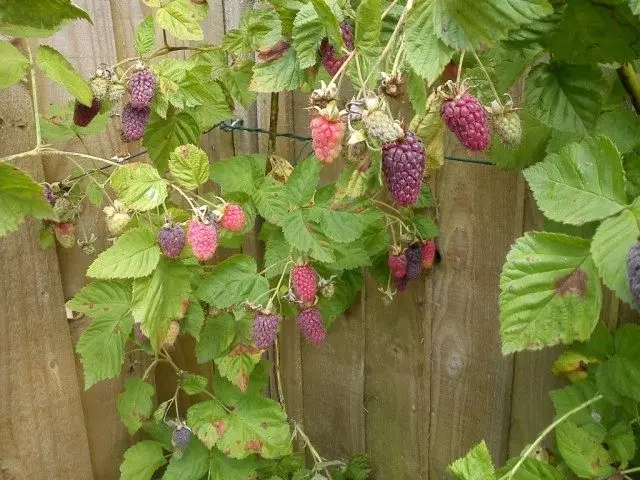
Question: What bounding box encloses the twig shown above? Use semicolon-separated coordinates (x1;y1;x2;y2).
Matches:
499;394;603;480
618;62;640;114
274;335;286;415
471;49;501;105
26;43;42;148
268;92;279;156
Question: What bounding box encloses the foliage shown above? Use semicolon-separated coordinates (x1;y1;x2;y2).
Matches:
2;0;640;479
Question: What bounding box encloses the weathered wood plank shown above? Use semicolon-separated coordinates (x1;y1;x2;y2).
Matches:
0;79;94;480
427;159;518;478
39;2;150;477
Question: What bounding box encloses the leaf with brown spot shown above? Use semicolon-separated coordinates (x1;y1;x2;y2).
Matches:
215;345;262;393
186;401;228;449
500;232;602;354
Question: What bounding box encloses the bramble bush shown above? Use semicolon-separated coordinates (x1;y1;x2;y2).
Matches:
2;0;640;479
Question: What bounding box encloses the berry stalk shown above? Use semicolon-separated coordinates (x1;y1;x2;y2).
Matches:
471;49;502;106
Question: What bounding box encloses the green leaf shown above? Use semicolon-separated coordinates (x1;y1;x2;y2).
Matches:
605;421;636;463
117;377;154;435
555;421;614;478
285;156;321;206
196;255;269;309
545;0;640;65
282;209;335;263
195;314;236;363
183;298;205;341
590;199;640;305
526;62;606;134
595;108;640;155
252;177;291;226
219;61;256;107
355;0;380;57
208;449;258;480
168;144;209;190
223;9;282;53
597;325;640;403
0;41;30;88
143;110;200;172
449;441;495;480
210;154;267;196
0;163;56;237
132;258;193;349
181;373;208;395
315;208;365;244
87;228;160;279
499;232;602;354
187;401;229;449
488;111;552;171
495;458;565;480
413;215;439;240
155;0;205;41
0;0;91;37
66;280;131;320
163;439;209;480
120;441;166;480
36;45;92;106
431;0;552;51
625;152;640;199
524;136;627;225
215;396;292;459
110;163;168;211
76;312;134;389
310;0;342;47
251;49;304;93
404;1;453;85
550;381;602;428
215;346;263;393
407;69;427;116
292;3;325;69
85;181;103;206
135;15;156;55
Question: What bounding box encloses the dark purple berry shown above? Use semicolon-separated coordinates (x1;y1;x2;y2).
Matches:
158;223;186;258
122;103;149;141
43;186;56;206
128;69;157;109
628;242;640;306
405;243;422;280
319;22;354;76
172;425;192;450
252;313;281;350
296;308;326;345
382;131;425;207
73;98;102;127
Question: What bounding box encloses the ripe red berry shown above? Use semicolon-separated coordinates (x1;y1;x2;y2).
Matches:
291;264;318;303
219;204;246;232
319;22;354;75
388;253;407;279
310;113;344;164
296;308;326;345
128;68;156;109
441;94;491;151
187;220;218;261
422;240;437;269
158;223;186;258
382;131;425;206
73;98;101;127
121;103;150;141
252;313;281;349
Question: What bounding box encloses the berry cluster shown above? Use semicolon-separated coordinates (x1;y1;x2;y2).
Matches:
121;67;156;141
388;240;439;293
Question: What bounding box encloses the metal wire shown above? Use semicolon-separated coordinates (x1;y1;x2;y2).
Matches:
65;119;492;184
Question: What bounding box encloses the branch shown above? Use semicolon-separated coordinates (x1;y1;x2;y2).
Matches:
618;62;640;114
27;43;42;148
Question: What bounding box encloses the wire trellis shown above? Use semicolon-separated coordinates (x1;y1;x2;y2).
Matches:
65;119;492;184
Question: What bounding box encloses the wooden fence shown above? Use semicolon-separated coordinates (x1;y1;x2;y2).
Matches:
2;1;638;479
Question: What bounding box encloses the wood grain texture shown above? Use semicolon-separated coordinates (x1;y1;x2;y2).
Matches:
38;2;149;478
363;275;431;478
0;81;94;480
508;181;566;456
427;158;518;478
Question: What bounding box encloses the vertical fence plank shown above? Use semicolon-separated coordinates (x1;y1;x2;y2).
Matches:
38;2;149;477
427;159;518;478
0;81;94;479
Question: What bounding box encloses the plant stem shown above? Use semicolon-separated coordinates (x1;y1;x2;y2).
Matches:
268;92;279;156
618;62;640;114
621;466;640;475
329;50;357;87
499;394;603;480
382;0;400;19
170;183;199;213
456;50;465;85
274;335;286;415
27;43;42;148
471;49;501;104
